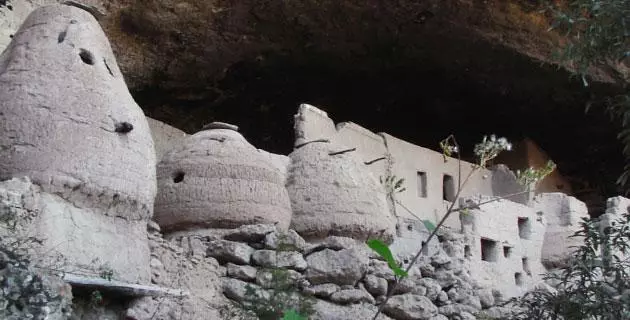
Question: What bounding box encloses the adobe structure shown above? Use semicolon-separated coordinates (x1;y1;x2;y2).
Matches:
1;4;627;320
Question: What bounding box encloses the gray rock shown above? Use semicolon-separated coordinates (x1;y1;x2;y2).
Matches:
438;304;479;317
277;251;308;271
436;291;449;304
417;278;442;301
305;249;368;285
252;250;277;267
477;288;495;308
477;306;513;319
255;268;303;289
392;277;415;295
224;224;277;242
147;221;161;233
455;312;477;320
251;250;307;271
206;240;254;265
330;288;376;305
223;278;268;302
428;315;448;320
265;229;307;251
383;294;438;320
430;252;452;268
303;283;341;298
226;263;258;281
434;270;458;288
310;299;393;320
368;259;396;281
419;263;436;278
410;285;427;297
363;274;388;297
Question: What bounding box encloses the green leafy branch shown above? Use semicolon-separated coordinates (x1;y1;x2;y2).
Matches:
516;160;557;187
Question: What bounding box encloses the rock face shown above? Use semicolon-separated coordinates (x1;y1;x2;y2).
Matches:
287;141;396;241
0;5;155;283
154;123;292;232
0;4;156;220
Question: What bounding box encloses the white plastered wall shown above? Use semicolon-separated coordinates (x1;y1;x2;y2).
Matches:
461;196;546;298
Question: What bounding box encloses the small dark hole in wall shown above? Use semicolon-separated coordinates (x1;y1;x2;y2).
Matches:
9;34;13;38
79;48;95;65
503;246;512;258
173;171;185;183
58;31;67;43
522;257;530;274
407;224;413;231
464;245;471;258
114;122;133;133
7;5;13;11
515;272;524;286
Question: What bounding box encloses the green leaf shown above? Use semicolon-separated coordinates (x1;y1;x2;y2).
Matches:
422;220;436;232
282;309;307;320
366;239;408;277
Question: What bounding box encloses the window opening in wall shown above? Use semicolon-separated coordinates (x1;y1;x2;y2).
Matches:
464;245;471;259
443;174;455;201
503;246;512;258
515;272;524;286
518;217;532;240
417;171;428;198
522;257;531;275
481;238;498;262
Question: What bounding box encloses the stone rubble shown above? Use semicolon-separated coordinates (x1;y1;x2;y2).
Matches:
140;222;516;319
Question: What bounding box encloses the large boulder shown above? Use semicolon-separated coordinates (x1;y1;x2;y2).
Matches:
154;123;292;232
287;141;396;242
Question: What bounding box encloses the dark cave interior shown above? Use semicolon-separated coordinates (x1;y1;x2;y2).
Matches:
133;37;625;215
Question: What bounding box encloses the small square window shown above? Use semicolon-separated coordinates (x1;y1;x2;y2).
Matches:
443;174;455;201
515;272;524;286
481;238;498;262
417;171;427;198
518;217;532;240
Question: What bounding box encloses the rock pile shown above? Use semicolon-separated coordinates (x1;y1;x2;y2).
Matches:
148;222;513;320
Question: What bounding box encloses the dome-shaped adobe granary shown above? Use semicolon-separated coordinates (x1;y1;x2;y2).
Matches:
154;122;292;232
0;4;156;283
0;4;156;219
286;141;396;242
